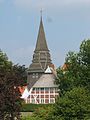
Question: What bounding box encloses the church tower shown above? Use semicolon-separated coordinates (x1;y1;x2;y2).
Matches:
21;14;59;104
27;16;52;89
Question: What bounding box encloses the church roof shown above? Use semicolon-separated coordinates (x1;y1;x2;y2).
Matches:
33;74;58;88
28;63;44;73
35;17;49;51
18;86;27;94
28;16;52;73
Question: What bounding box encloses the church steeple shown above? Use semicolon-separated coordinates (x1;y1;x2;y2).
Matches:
27;14;53;89
28;15;52;74
35;16;49;51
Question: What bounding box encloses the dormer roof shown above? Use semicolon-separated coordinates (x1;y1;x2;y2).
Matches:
45;66;52;73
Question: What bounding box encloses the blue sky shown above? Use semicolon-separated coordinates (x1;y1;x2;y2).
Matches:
0;0;90;68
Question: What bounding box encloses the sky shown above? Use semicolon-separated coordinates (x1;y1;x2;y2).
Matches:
0;0;90;68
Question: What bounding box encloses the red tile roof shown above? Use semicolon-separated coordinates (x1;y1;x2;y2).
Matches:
18;86;27;94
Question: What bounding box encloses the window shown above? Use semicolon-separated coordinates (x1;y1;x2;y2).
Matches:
36;88;39;92
41;99;44;103
55;88;58;93
27;98;30;103
50;99;55;103
41;95;44;98
32;73;35;78
45;95;49;98
45;88;49;92
32;73;38;79
33;88;35;91
41;88;44;92
32;99;35;103
36;73;38;78
33;88;35;90
50;88;54;93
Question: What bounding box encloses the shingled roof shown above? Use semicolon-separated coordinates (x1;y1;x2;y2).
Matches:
33;74;58;88
35;17;49;51
28;16;52;72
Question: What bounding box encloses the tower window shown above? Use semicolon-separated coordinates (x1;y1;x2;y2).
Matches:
36;73;38;78
32;73;35;78
32;73;38;79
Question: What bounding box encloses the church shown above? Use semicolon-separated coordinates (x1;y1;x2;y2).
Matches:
21;15;59;104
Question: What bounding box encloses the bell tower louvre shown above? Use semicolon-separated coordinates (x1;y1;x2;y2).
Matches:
27;16;53;89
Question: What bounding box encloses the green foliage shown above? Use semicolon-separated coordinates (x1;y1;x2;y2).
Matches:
21;104;54;120
21;115;43;120
32;104;54;120
53;87;90;120
80;39;90;65
0;50;27;120
21;104;53;112
42;40;90;120
1;39;90;120
13;64;27;85
56;39;90;95
47;39;90;120
21;39;90;120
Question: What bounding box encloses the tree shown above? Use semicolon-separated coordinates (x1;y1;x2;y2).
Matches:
56;52;81;95
0;50;27;120
32;105;54;120
79;40;90;90
56;39;90;95
47;39;90;119
52;87;90;120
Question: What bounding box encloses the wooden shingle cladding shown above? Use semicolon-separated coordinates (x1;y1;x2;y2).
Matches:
29;17;52;72
27;72;43;90
33;74;57;88
27;17;52;89
35;17;49;51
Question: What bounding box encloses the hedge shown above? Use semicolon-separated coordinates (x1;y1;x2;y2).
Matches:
21;104;53;112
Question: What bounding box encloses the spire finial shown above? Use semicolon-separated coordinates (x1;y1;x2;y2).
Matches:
40;9;43;20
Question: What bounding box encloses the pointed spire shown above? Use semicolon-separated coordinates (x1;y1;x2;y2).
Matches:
35;13;49;51
40;9;42;20
28;13;52;73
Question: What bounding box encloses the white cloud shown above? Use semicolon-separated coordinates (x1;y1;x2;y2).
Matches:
13;0;90;10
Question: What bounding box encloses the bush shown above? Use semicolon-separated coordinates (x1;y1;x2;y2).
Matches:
21;104;53;112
